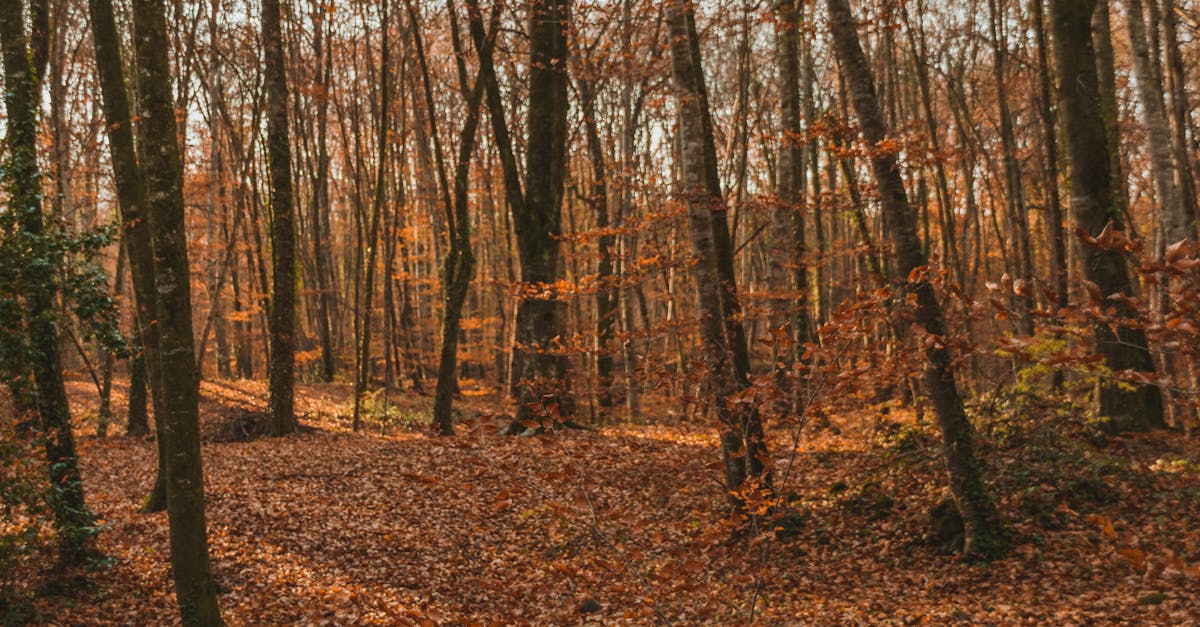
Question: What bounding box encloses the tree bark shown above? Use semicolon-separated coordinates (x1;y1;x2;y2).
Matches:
1;0;95;562
579;71;617;410
667;0;769;515
264;0;298;436
772;0;814;416
129;0;224;618
88;0;169;511
1091;1;1133;231
1161;0;1199;226
827;0;1004;559
515;0;574;426
1123;0;1192;245
1050;0;1165;432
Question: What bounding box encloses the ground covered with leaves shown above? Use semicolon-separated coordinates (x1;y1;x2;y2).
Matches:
8;378;1200;624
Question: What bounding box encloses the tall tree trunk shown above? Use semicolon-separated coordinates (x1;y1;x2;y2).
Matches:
1091;1;1132;231
772;0;814;415
1033;0;1069;387
1;0;95;562
352;1;391;433
89;0;158;441
666;0;769;516
1161;0;1198;224
129;0;224;618
514;0;574;426
264;0;298;436
419;0;490;435
1033;0;1068;306
1123;0;1192;244
827;0;1004;559
618;0;642;417
310;9;337;382
579;73;617;410
988;0;1035;334
1050;0;1165;432
803;23;828;326
900;3;960;288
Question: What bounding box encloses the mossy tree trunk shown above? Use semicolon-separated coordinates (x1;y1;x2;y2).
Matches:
1;0;95;563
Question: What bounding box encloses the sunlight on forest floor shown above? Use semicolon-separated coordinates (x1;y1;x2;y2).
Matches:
17;377;1200;624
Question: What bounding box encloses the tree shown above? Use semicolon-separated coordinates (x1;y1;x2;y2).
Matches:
666;0;769;514
1122;0;1191;246
350;0;390;434
264;0;298;436
827;0;1004;558
771;0;814;412
87;0;160;450
515;0;573;425
1049;0;1165;432
470;0;575;430
415;0;496;435
0;0;95;563
128;0;224;619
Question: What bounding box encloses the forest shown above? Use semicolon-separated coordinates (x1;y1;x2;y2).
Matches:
2;0;1200;622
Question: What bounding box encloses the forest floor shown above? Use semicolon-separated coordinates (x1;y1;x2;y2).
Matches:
9;376;1200;625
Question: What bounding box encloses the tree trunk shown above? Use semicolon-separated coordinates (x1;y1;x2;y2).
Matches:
667;0;769;516
988;0;1035;334
264;0;298;436
310;9;337;382
1091;1;1132;231
1123;0;1192;245
419;0;491;435
514;0;574;426
1;0;95;562
1050;0;1165;432
827;0;1004;559
772;0;814;415
1161;0;1199;225
352;1;391;433
129;0;224;618
579;73;617;410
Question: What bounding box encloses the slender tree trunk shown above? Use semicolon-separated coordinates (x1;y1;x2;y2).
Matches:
667;0;769;516
1050;0;1165;432
579;74;617;410
1161;0;1198;225
1;0;95;562
264;0;297;436
900;3;960;288
1091;1;1132;231
988;0;1035;334
1033;0;1069;388
1123;0;1192;244
828;0;1004;559
129;0;224;618
352;1;391;433
619;0;641;417
772;0;814;416
310;10;336;382
89;0;159;445
419;0;490;435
